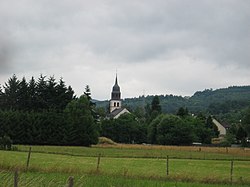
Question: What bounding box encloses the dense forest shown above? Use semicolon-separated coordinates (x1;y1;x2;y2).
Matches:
0;75;249;148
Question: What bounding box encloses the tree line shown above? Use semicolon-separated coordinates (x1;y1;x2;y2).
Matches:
96;86;250;124
0;74;74;111
100;96;220;145
1;75;249;148
0;75;98;147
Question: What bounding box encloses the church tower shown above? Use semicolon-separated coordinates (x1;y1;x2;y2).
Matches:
110;74;122;113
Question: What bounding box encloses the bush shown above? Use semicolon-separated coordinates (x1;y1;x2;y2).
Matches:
0;135;13;150
98;137;117;145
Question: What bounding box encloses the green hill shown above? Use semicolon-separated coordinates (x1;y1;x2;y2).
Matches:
96;86;250;123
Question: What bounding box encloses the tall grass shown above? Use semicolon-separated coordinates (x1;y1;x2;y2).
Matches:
0;171;249;187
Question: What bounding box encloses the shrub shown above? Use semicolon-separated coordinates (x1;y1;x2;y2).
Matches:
98;137;116;145
0;135;13;150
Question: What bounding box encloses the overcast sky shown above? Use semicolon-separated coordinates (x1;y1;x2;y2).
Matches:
0;0;249;100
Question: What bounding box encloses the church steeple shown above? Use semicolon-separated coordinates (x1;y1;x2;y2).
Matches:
111;73;121;100
110;74;122;113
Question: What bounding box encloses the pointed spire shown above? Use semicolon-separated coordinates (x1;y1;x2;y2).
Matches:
111;72;121;99
115;73;118;85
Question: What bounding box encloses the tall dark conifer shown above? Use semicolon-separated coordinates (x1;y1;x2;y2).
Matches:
0;85;4;109
17;77;29;110
36;75;47;110
46;76;57;109
28;76;37;110
3;74;20;110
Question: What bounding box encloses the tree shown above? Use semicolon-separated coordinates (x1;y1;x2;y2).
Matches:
101;113;146;144
148;114;194;145
36;75;48;110
3;74;20;110
157;115;194;145
242;107;250;136
0;85;4;109
206;116;219;137
236;125;247;144
28;77;37;110
147;114;164;144
17;77;29;110
55;78;71;110
46;76;57;109
0;135;12;150
64;95;99;146
186;116;212;144
84;85;98;121
84;85;92;102
151;95;161;114
148;95;162;122
176;107;188;117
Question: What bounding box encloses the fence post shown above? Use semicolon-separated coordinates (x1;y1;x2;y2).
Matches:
68;176;74;187
166;155;169;176
97;153;101;171
26;147;32;170
230;160;234;185
14;170;18;187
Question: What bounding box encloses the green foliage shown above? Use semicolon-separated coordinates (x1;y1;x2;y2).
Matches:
149;115;193;145
0;74;74;111
96;86;250;124
101;113;147;144
64;95;99;146
0;135;12;150
148;114;219;145
0;109;67;145
242;107;250;136
176;107;189;117
151;95;161;113
236;125;248;145
0;75;99;146
147;114;164;144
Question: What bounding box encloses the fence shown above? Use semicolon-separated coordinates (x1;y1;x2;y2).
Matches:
8;147;239;186
13;171;74;187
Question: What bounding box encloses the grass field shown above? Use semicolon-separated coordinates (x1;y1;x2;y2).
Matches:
16;144;250;160
0;144;250;186
1;171;250;187
1;171;249;187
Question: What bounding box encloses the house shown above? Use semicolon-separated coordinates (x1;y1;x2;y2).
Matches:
108;74;130;119
212;118;227;137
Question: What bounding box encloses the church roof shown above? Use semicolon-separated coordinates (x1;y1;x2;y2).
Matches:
110;108;124;117
109;107;130;119
112;74;120;92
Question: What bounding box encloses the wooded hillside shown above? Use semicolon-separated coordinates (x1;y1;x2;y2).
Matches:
96;86;250;123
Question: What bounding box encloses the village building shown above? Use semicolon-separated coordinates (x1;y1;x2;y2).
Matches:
212;118;227;137
109;74;130;119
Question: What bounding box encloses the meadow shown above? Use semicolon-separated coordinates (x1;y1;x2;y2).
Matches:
0;144;250;186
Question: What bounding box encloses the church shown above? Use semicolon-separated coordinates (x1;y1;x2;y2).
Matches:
108;74;130;119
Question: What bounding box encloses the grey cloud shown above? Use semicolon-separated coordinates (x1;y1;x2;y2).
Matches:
0;0;249;99
3;0;250;67
70;0;250;67
0;31;13;73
